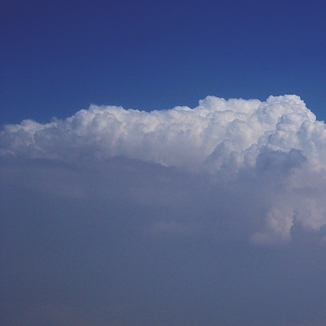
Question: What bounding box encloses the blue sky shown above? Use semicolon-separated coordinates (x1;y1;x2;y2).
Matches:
2;2;326;325
1;0;326;124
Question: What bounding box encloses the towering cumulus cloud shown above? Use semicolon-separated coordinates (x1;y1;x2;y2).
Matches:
1;95;326;244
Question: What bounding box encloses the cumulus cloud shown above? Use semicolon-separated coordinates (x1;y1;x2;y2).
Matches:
1;94;326;244
3;95;326;325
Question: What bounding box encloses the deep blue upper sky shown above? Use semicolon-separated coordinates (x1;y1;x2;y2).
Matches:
1;0;326;125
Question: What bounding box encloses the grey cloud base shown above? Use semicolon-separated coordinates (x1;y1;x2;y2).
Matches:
2;95;326;325
2;157;326;326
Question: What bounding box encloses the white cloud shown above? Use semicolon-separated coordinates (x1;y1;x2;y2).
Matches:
2;94;326;244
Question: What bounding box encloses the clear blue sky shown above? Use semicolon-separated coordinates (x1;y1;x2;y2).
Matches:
1;0;326;125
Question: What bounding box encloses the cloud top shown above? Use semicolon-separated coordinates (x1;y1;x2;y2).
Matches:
2;94;326;244
1;94;323;170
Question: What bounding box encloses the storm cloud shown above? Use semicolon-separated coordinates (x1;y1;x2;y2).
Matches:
1;95;326;325
2;95;326;243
